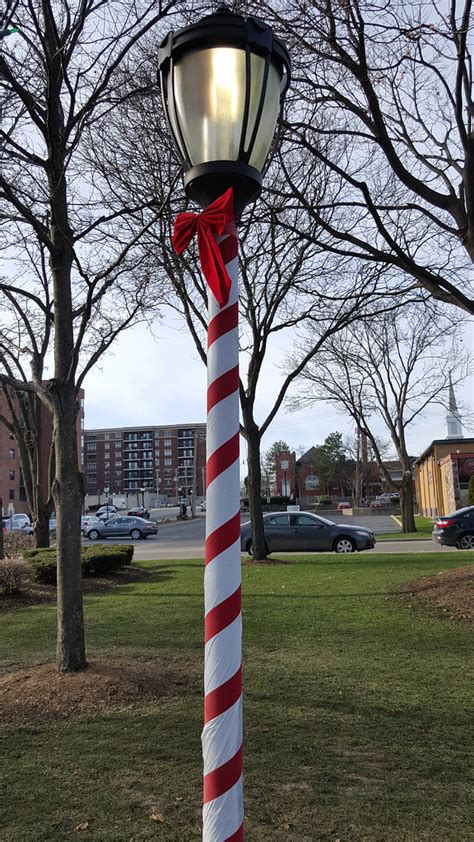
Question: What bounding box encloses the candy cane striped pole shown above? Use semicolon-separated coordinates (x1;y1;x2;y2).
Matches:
202;219;243;842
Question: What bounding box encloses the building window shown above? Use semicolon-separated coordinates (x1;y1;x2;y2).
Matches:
305;475;320;491
164;459;172;466
104;433;110;440
9;489;15;500
87;462;97;470
116;460;122;467
104;443;110;450
8;448;15;459
9;470;15;481
87;443;96;451
164;449;172;456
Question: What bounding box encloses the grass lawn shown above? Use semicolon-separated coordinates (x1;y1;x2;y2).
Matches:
1;552;472;841
377;515;435;541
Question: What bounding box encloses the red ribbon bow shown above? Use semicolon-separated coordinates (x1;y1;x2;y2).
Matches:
172;187;235;306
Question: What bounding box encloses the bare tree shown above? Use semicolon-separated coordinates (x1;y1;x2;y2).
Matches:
296;306;470;531
0;1;179;671
144;193;422;557
253;0;474;313
95;4;430;558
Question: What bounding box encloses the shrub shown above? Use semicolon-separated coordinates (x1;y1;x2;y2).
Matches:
27;544;134;584
468;475;474;506
29;556;57;585
3;532;35;558
23;547;56;559
81;546;133;576
0;556;29;594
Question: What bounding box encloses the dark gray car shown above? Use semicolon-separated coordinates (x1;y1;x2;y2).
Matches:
240;511;375;554
85;516;158;541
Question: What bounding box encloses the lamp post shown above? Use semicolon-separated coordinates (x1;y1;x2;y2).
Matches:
159;7;290;840
104;486;110;519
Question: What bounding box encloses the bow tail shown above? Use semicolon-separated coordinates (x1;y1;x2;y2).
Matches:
198;227;233;306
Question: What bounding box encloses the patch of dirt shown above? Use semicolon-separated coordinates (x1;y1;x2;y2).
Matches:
242;557;291;565
399;565;473;624
0;653;200;729
0;565;151;613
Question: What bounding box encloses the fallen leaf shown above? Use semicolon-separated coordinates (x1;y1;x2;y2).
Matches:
75;822;89;831
151;812;165;823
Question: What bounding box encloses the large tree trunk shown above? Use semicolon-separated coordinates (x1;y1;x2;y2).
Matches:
399;472;416;533
243;417;267;561
52;391;86;672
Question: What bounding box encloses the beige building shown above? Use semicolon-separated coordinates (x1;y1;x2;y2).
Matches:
414;438;474;516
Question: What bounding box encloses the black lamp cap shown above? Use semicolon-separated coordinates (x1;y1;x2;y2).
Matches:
158;8;290;95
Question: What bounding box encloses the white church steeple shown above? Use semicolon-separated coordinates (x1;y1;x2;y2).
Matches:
446;379;463;439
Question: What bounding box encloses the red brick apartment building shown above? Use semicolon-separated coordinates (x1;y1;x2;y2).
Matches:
83;424;206;502
0;387;85;516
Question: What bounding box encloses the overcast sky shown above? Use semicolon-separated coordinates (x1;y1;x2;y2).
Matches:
83;305;474;469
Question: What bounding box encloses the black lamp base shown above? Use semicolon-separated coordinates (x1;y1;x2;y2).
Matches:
183;161;262;220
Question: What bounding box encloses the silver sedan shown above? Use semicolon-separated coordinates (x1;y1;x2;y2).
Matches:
85;516;158;541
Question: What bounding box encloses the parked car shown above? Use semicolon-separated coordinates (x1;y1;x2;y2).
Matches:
336;502;351;512
85;515;157;541
240;511;375;555
96;505;117;516
432;506;474;550
127;507;150;519
200;500;207;511
96;511;115;522
370;497;386;509
81;515;101;534
3;513;31;528
3;514;33;534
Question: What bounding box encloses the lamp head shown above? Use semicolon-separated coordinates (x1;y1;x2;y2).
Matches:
158;6;290;216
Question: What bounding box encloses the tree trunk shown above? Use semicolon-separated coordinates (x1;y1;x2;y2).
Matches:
244;421;267;560
34;505;51;549
399;473;416;533
53;392;86;672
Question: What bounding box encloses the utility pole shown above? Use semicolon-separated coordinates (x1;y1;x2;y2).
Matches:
190;431;197;518
354;428;361;508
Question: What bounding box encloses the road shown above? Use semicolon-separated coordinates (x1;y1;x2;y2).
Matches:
82;510;456;560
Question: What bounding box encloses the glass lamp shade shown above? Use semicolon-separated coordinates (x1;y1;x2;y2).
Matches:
171;46;281;172
158;7;290;214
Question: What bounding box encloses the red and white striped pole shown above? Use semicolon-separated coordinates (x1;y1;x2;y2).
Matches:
172;188;243;840
202;219;243;841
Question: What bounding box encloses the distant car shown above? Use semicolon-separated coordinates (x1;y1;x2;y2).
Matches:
96;505;117;516
432;506;474;550
200;500;207;511
95;511;115;522
3;517;33;535
370;498;386;509
3;513;31;528
127;507;150;519
336;502;351;512
85;515;158;541
240;511;375;555
81;515;102;534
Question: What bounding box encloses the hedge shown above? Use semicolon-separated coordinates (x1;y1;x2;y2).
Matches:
28;544;134;584
24;547;56;559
